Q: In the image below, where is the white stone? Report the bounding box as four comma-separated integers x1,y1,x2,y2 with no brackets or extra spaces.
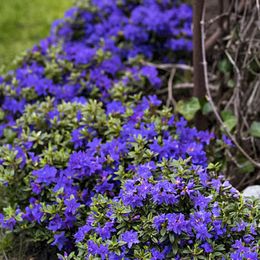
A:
243,185,260,198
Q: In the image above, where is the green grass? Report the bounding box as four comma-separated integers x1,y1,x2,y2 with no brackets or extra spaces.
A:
0,0,74,71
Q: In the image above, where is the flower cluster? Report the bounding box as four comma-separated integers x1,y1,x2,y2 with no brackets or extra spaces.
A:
0,0,192,136
0,0,259,259
72,160,260,259
0,93,215,246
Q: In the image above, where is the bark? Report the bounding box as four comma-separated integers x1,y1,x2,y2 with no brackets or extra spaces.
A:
192,0,206,99
192,0,207,129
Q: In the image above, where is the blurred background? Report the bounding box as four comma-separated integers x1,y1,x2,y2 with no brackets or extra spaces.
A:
0,0,73,71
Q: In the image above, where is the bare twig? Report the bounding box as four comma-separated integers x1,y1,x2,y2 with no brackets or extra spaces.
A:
174,83,194,89
243,172,260,187
206,12,229,27
142,61,193,72
156,82,193,95
241,8,257,40
200,3,260,169
224,50,241,119
205,28,222,51
242,27,257,69
166,69,177,107
205,0,248,51
247,80,259,114
236,174,249,190
156,83,217,95
143,61,218,81
218,0,225,33
257,0,260,20
226,147,251,189
224,53,241,85
2,251,8,260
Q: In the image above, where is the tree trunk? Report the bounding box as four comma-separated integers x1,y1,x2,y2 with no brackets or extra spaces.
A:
192,0,206,99
192,0,207,129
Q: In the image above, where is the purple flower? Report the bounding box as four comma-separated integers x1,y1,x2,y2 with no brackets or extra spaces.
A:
152,181,178,205
1,217,16,230
2,97,25,114
153,214,166,231
68,151,103,177
200,242,213,253
32,165,57,185
232,221,247,232
148,95,162,106
140,66,161,87
194,224,212,241
213,220,226,236
51,232,67,250
48,109,60,121
31,182,42,195
48,214,63,232
222,134,233,146
71,128,85,149
74,224,92,242
192,192,212,210
121,230,139,248
180,180,195,196
121,180,144,208
190,211,212,241
87,240,108,259
96,222,115,240
95,180,114,194
64,196,80,215
137,161,156,179
107,101,125,114
23,203,43,224
151,248,165,260
65,43,96,65
243,234,254,244
167,213,187,235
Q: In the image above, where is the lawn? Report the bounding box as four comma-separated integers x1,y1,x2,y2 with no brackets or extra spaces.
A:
0,0,74,71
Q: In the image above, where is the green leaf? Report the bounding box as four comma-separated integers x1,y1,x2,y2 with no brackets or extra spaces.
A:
227,79,235,88
3,128,17,143
176,97,201,121
238,160,255,174
218,58,232,75
0,108,5,120
202,102,213,115
221,110,237,131
249,121,260,138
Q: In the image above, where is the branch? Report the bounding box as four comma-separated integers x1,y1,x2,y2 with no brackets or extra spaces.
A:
142,61,193,72
205,28,222,51
257,0,260,20
224,50,241,119
205,0,247,51
206,12,229,27
200,3,260,169
166,69,177,107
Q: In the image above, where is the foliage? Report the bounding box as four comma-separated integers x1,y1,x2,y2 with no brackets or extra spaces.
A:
0,0,259,259
250,122,260,139
176,97,201,121
71,160,260,259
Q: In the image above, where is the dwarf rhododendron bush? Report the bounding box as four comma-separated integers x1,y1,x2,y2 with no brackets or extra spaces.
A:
0,0,260,259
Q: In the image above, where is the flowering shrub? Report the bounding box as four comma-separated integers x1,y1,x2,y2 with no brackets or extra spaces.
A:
72,160,260,259
0,0,260,259
0,0,192,131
